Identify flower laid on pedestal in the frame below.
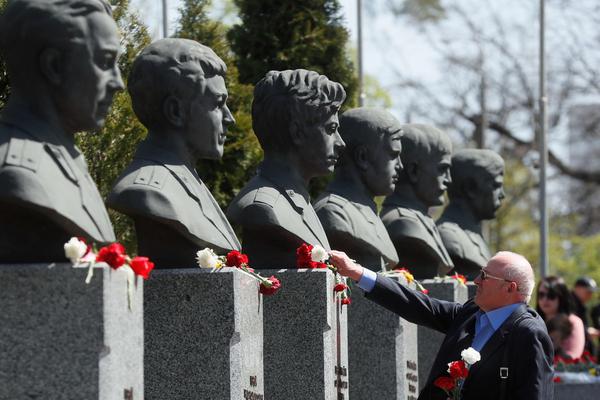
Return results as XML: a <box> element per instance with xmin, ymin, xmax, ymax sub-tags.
<box><xmin>64</xmin><ymin>237</ymin><xmax>155</xmax><ymax>309</ymax></box>
<box><xmin>381</xmin><ymin>267</ymin><xmax>429</xmax><ymax>294</ymax></box>
<box><xmin>296</xmin><ymin>243</ymin><xmax>351</xmax><ymax>305</ymax></box>
<box><xmin>433</xmin><ymin>347</ymin><xmax>481</xmax><ymax>399</ymax></box>
<box><xmin>432</xmin><ymin>272</ymin><xmax>468</xmax><ymax>287</ymax></box>
<box><xmin>553</xmin><ymin>350</ymin><xmax>600</xmax><ymax>378</ymax></box>
<box><xmin>196</xmin><ymin>249</ymin><xmax>281</xmax><ymax>296</ymax></box>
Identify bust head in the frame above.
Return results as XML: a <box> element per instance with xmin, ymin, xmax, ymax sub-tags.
<box><xmin>252</xmin><ymin>69</ymin><xmax>346</xmax><ymax>179</ymax></box>
<box><xmin>0</xmin><ymin>0</ymin><xmax>123</xmax><ymax>134</ymax></box>
<box><xmin>447</xmin><ymin>149</ymin><xmax>505</xmax><ymax>220</ymax></box>
<box><xmin>128</xmin><ymin>38</ymin><xmax>234</xmax><ymax>160</ymax></box>
<box><xmin>396</xmin><ymin>124</ymin><xmax>452</xmax><ymax>207</ymax></box>
<box><xmin>338</xmin><ymin>108</ymin><xmax>403</xmax><ymax>196</ymax></box>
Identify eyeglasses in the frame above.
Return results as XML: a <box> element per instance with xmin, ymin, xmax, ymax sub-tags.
<box><xmin>478</xmin><ymin>269</ymin><xmax>513</xmax><ymax>283</ymax></box>
<box><xmin>537</xmin><ymin>291</ymin><xmax>557</xmax><ymax>300</ymax></box>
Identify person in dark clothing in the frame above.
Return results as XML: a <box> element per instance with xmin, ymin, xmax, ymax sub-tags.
<box><xmin>572</xmin><ymin>277</ymin><xmax>598</xmax><ymax>355</ymax></box>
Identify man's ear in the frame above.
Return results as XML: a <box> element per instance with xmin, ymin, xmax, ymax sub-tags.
<box><xmin>163</xmin><ymin>95</ymin><xmax>185</xmax><ymax>128</ymax></box>
<box><xmin>464</xmin><ymin>177</ymin><xmax>479</xmax><ymax>200</ymax></box>
<box><xmin>289</xmin><ymin>119</ymin><xmax>303</xmax><ymax>146</ymax></box>
<box><xmin>354</xmin><ymin>145</ymin><xmax>369</xmax><ymax>172</ymax></box>
<box><xmin>405</xmin><ymin>161</ymin><xmax>419</xmax><ymax>184</ymax></box>
<box><xmin>39</xmin><ymin>48</ymin><xmax>63</xmax><ymax>86</ymax></box>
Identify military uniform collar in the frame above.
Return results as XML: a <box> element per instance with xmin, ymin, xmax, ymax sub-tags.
<box><xmin>383</xmin><ymin>190</ymin><xmax>429</xmax><ymax>215</ymax></box>
<box><xmin>440</xmin><ymin>200</ymin><xmax>482</xmax><ymax>234</ymax></box>
<box><xmin>326</xmin><ymin>178</ymin><xmax>377</xmax><ymax>213</ymax></box>
<box><xmin>257</xmin><ymin>159</ymin><xmax>311</xmax><ymax>203</ymax></box>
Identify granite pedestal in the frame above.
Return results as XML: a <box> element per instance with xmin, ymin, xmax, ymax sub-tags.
<box><xmin>418</xmin><ymin>279</ymin><xmax>468</xmax><ymax>390</ymax></box>
<box><xmin>261</xmin><ymin>269</ymin><xmax>349</xmax><ymax>400</ymax></box>
<box><xmin>144</xmin><ymin>267</ymin><xmax>263</xmax><ymax>400</ymax></box>
<box><xmin>348</xmin><ymin>276</ymin><xmax>419</xmax><ymax>400</ymax></box>
<box><xmin>555</xmin><ymin>381</ymin><xmax>600</xmax><ymax>399</ymax></box>
<box><xmin>0</xmin><ymin>262</ymin><xmax>143</xmax><ymax>400</ymax></box>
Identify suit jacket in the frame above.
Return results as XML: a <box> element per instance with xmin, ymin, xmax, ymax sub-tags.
<box><xmin>314</xmin><ymin>182</ymin><xmax>398</xmax><ymax>271</ymax></box>
<box><xmin>437</xmin><ymin>202</ymin><xmax>491</xmax><ymax>280</ymax></box>
<box><xmin>381</xmin><ymin>193</ymin><xmax>453</xmax><ymax>279</ymax></box>
<box><xmin>108</xmin><ymin>140</ymin><xmax>240</xmax><ymax>267</ymax></box>
<box><xmin>366</xmin><ymin>274</ymin><xmax>554</xmax><ymax>400</ymax></box>
<box><xmin>227</xmin><ymin>162</ymin><xmax>330</xmax><ymax>269</ymax></box>
<box><xmin>0</xmin><ymin>108</ymin><xmax>115</xmax><ymax>262</ymax></box>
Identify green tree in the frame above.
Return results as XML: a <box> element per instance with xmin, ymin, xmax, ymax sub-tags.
<box><xmin>228</xmin><ymin>0</ymin><xmax>358</xmax><ymax>107</ymax></box>
<box><xmin>175</xmin><ymin>0</ymin><xmax>260</xmax><ymax>208</ymax></box>
<box><xmin>75</xmin><ymin>0</ymin><xmax>152</xmax><ymax>249</ymax></box>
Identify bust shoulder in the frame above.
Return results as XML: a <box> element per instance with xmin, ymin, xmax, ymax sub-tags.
<box><xmin>437</xmin><ymin>221</ymin><xmax>467</xmax><ymax>258</ymax></box>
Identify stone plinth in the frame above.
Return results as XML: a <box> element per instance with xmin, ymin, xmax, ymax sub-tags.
<box><xmin>555</xmin><ymin>381</ymin><xmax>600</xmax><ymax>399</ymax></box>
<box><xmin>261</xmin><ymin>269</ymin><xmax>349</xmax><ymax>400</ymax></box>
<box><xmin>0</xmin><ymin>263</ymin><xmax>143</xmax><ymax>400</ymax></box>
<box><xmin>144</xmin><ymin>267</ymin><xmax>263</xmax><ymax>400</ymax></box>
<box><xmin>348</xmin><ymin>277</ymin><xmax>419</xmax><ymax>400</ymax></box>
<box><xmin>418</xmin><ymin>279</ymin><xmax>468</xmax><ymax>390</ymax></box>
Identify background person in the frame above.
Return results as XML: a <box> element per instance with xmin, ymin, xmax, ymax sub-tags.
<box><xmin>572</xmin><ymin>276</ymin><xmax>599</xmax><ymax>355</ymax></box>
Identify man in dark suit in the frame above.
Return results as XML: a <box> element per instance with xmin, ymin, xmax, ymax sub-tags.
<box><xmin>227</xmin><ymin>69</ymin><xmax>346</xmax><ymax>268</ymax></box>
<box><xmin>108</xmin><ymin>39</ymin><xmax>240</xmax><ymax>268</ymax></box>
<box><xmin>329</xmin><ymin>250</ymin><xmax>554</xmax><ymax>400</ymax></box>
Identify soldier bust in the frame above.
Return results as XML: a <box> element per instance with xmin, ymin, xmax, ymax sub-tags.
<box><xmin>108</xmin><ymin>39</ymin><xmax>240</xmax><ymax>268</ymax></box>
<box><xmin>437</xmin><ymin>149</ymin><xmax>505</xmax><ymax>279</ymax></box>
<box><xmin>227</xmin><ymin>69</ymin><xmax>346</xmax><ymax>269</ymax></box>
<box><xmin>314</xmin><ymin>108</ymin><xmax>401</xmax><ymax>271</ymax></box>
<box><xmin>0</xmin><ymin>0</ymin><xmax>122</xmax><ymax>262</ymax></box>
<box><xmin>381</xmin><ymin>124</ymin><xmax>454</xmax><ymax>279</ymax></box>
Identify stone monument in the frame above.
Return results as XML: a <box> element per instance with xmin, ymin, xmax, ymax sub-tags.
<box><xmin>437</xmin><ymin>149</ymin><xmax>505</xmax><ymax>280</ymax></box>
<box><xmin>0</xmin><ymin>0</ymin><xmax>121</xmax><ymax>262</ymax></box>
<box><xmin>108</xmin><ymin>38</ymin><xmax>240</xmax><ymax>268</ymax></box>
<box><xmin>314</xmin><ymin>107</ymin><xmax>401</xmax><ymax>271</ymax></box>
<box><xmin>227</xmin><ymin>69</ymin><xmax>346</xmax><ymax>269</ymax></box>
<box><xmin>381</xmin><ymin>124</ymin><xmax>454</xmax><ymax>279</ymax></box>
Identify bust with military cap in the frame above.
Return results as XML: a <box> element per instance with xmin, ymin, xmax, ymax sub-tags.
<box><xmin>380</xmin><ymin>124</ymin><xmax>454</xmax><ymax>279</ymax></box>
<box><xmin>437</xmin><ymin>149</ymin><xmax>505</xmax><ymax>280</ymax></box>
<box><xmin>227</xmin><ymin>69</ymin><xmax>346</xmax><ymax>269</ymax></box>
<box><xmin>107</xmin><ymin>38</ymin><xmax>240</xmax><ymax>268</ymax></box>
<box><xmin>0</xmin><ymin>0</ymin><xmax>122</xmax><ymax>262</ymax></box>
<box><xmin>314</xmin><ymin>108</ymin><xmax>401</xmax><ymax>271</ymax></box>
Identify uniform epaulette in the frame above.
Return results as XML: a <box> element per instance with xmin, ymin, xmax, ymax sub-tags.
<box><xmin>253</xmin><ymin>186</ymin><xmax>279</xmax><ymax>208</ymax></box>
<box><xmin>396</xmin><ymin>207</ymin><xmax>419</xmax><ymax>220</ymax></box>
<box><xmin>3</xmin><ymin>137</ymin><xmax>42</xmax><ymax>172</ymax></box>
<box><xmin>133</xmin><ymin>165</ymin><xmax>167</xmax><ymax>189</ymax></box>
<box><xmin>326</xmin><ymin>193</ymin><xmax>349</xmax><ymax>208</ymax></box>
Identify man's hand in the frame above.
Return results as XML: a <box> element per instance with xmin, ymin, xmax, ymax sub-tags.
<box><xmin>328</xmin><ymin>250</ymin><xmax>364</xmax><ymax>282</ymax></box>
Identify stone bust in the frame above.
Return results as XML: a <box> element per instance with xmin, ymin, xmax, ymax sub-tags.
<box><xmin>314</xmin><ymin>108</ymin><xmax>401</xmax><ymax>271</ymax></box>
<box><xmin>227</xmin><ymin>69</ymin><xmax>346</xmax><ymax>269</ymax></box>
<box><xmin>0</xmin><ymin>0</ymin><xmax>122</xmax><ymax>262</ymax></box>
<box><xmin>437</xmin><ymin>149</ymin><xmax>505</xmax><ymax>279</ymax></box>
<box><xmin>380</xmin><ymin>124</ymin><xmax>454</xmax><ymax>279</ymax></box>
<box><xmin>108</xmin><ymin>39</ymin><xmax>240</xmax><ymax>268</ymax></box>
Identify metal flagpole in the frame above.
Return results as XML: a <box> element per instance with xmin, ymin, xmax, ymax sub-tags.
<box><xmin>162</xmin><ymin>0</ymin><xmax>168</xmax><ymax>38</ymax></box>
<box><xmin>539</xmin><ymin>0</ymin><xmax>549</xmax><ymax>278</ymax></box>
<box><xmin>357</xmin><ymin>0</ymin><xmax>364</xmax><ymax>106</ymax></box>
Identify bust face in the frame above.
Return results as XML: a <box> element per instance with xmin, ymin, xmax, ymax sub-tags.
<box><xmin>414</xmin><ymin>150</ymin><xmax>452</xmax><ymax>207</ymax></box>
<box><xmin>185</xmin><ymin>74</ymin><xmax>235</xmax><ymax>160</ymax></box>
<box><xmin>470</xmin><ymin>171</ymin><xmax>505</xmax><ymax>220</ymax></box>
<box><xmin>296</xmin><ymin>110</ymin><xmax>345</xmax><ymax>179</ymax></box>
<box><xmin>55</xmin><ymin>12</ymin><xmax>124</xmax><ymax>133</ymax></box>
<box><xmin>364</xmin><ymin>130</ymin><xmax>403</xmax><ymax>197</ymax></box>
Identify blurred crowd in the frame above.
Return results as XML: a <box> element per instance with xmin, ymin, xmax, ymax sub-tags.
<box><xmin>536</xmin><ymin>276</ymin><xmax>600</xmax><ymax>361</ymax></box>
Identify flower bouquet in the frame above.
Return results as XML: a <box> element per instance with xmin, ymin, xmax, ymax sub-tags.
<box><xmin>381</xmin><ymin>267</ymin><xmax>429</xmax><ymax>294</ymax></box>
<box><xmin>434</xmin><ymin>347</ymin><xmax>481</xmax><ymax>399</ymax></box>
<box><xmin>196</xmin><ymin>248</ymin><xmax>281</xmax><ymax>296</ymax></box>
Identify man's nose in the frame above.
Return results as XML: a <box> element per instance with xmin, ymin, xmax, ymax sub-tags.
<box><xmin>110</xmin><ymin>67</ymin><xmax>125</xmax><ymax>91</ymax></box>
<box><xmin>334</xmin><ymin>131</ymin><xmax>345</xmax><ymax>152</ymax></box>
<box><xmin>223</xmin><ymin>104</ymin><xmax>236</xmax><ymax>126</ymax></box>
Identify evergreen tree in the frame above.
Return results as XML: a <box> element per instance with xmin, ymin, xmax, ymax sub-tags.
<box><xmin>228</xmin><ymin>0</ymin><xmax>358</xmax><ymax>107</ymax></box>
<box><xmin>175</xmin><ymin>0</ymin><xmax>260</xmax><ymax>208</ymax></box>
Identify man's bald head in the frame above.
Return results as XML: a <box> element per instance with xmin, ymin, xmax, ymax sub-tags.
<box><xmin>488</xmin><ymin>251</ymin><xmax>535</xmax><ymax>302</ymax></box>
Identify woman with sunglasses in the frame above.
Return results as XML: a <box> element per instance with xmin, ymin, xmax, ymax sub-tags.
<box><xmin>535</xmin><ymin>276</ymin><xmax>585</xmax><ymax>359</ymax></box>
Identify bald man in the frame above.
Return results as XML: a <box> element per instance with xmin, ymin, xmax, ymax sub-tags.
<box><xmin>328</xmin><ymin>250</ymin><xmax>553</xmax><ymax>400</ymax></box>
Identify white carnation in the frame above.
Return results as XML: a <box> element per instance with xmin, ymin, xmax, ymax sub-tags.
<box><xmin>461</xmin><ymin>347</ymin><xmax>481</xmax><ymax>365</ymax></box>
<box><xmin>64</xmin><ymin>237</ymin><xmax>87</xmax><ymax>264</ymax></box>
<box><xmin>196</xmin><ymin>248</ymin><xmax>219</xmax><ymax>269</ymax></box>
<box><xmin>311</xmin><ymin>245</ymin><xmax>329</xmax><ymax>263</ymax></box>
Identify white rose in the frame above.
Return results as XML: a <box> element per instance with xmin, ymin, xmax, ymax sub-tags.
<box><xmin>311</xmin><ymin>245</ymin><xmax>329</xmax><ymax>263</ymax></box>
<box><xmin>196</xmin><ymin>248</ymin><xmax>219</xmax><ymax>269</ymax></box>
<box><xmin>64</xmin><ymin>237</ymin><xmax>87</xmax><ymax>264</ymax></box>
<box><xmin>461</xmin><ymin>347</ymin><xmax>481</xmax><ymax>365</ymax></box>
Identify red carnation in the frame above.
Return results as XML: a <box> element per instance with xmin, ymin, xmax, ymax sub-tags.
<box><xmin>448</xmin><ymin>360</ymin><xmax>469</xmax><ymax>379</ymax></box>
<box><xmin>296</xmin><ymin>243</ymin><xmax>314</xmax><ymax>268</ymax></box>
<box><xmin>314</xmin><ymin>262</ymin><xmax>328</xmax><ymax>269</ymax></box>
<box><xmin>130</xmin><ymin>256</ymin><xmax>155</xmax><ymax>280</ymax></box>
<box><xmin>341</xmin><ymin>297</ymin><xmax>351</xmax><ymax>305</ymax></box>
<box><xmin>259</xmin><ymin>276</ymin><xmax>281</xmax><ymax>296</ymax></box>
<box><xmin>422</xmin><ymin>289</ymin><xmax>429</xmax><ymax>295</ymax></box>
<box><xmin>96</xmin><ymin>243</ymin><xmax>127</xmax><ymax>269</ymax></box>
<box><xmin>434</xmin><ymin>376</ymin><xmax>455</xmax><ymax>391</ymax></box>
<box><xmin>553</xmin><ymin>376</ymin><xmax>562</xmax><ymax>383</ymax></box>
<box><xmin>226</xmin><ymin>250</ymin><xmax>249</xmax><ymax>268</ymax></box>
<box><xmin>334</xmin><ymin>283</ymin><xmax>348</xmax><ymax>292</ymax></box>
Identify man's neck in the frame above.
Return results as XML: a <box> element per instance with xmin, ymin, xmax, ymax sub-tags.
<box><xmin>145</xmin><ymin>130</ymin><xmax>195</xmax><ymax>169</ymax></box>
<box><xmin>385</xmin><ymin>183</ymin><xmax>429</xmax><ymax>214</ymax></box>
